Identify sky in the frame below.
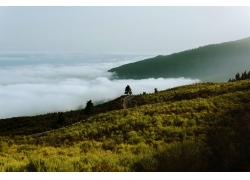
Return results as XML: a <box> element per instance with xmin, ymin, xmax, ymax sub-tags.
<box><xmin>0</xmin><ymin>5</ymin><xmax>250</xmax><ymax>54</ymax></box>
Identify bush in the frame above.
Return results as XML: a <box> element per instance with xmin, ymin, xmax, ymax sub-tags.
<box><xmin>126</xmin><ymin>131</ymin><xmax>141</xmax><ymax>144</ymax></box>
<box><xmin>80</xmin><ymin>141</ymin><xmax>92</xmax><ymax>153</ymax></box>
<box><xmin>92</xmin><ymin>161</ymin><xmax>117</xmax><ymax>172</ymax></box>
<box><xmin>102</xmin><ymin>140</ymin><xmax>115</xmax><ymax>151</ymax></box>
<box><xmin>0</xmin><ymin>141</ymin><xmax>8</xmax><ymax>152</ymax></box>
<box><xmin>26</xmin><ymin>158</ymin><xmax>47</xmax><ymax>172</ymax></box>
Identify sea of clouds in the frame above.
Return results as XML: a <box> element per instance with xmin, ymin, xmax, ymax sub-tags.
<box><xmin>0</xmin><ymin>52</ymin><xmax>200</xmax><ymax>119</ymax></box>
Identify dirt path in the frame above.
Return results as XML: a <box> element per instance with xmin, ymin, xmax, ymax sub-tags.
<box><xmin>123</xmin><ymin>95</ymin><xmax>134</xmax><ymax>109</ymax></box>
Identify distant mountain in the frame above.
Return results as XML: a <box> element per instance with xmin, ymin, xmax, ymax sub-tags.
<box><xmin>108</xmin><ymin>37</ymin><xmax>250</xmax><ymax>82</ymax></box>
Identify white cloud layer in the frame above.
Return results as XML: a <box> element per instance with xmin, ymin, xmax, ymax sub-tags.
<box><xmin>0</xmin><ymin>57</ymin><xmax>200</xmax><ymax>119</ymax></box>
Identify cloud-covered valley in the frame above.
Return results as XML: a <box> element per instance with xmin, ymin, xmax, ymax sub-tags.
<box><xmin>0</xmin><ymin>53</ymin><xmax>200</xmax><ymax>119</ymax></box>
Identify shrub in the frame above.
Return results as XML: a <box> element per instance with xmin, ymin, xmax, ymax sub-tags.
<box><xmin>26</xmin><ymin>158</ymin><xmax>47</xmax><ymax>172</ymax></box>
<box><xmin>102</xmin><ymin>140</ymin><xmax>115</xmax><ymax>151</ymax></box>
<box><xmin>80</xmin><ymin>141</ymin><xmax>92</xmax><ymax>153</ymax></box>
<box><xmin>92</xmin><ymin>161</ymin><xmax>117</xmax><ymax>172</ymax></box>
<box><xmin>0</xmin><ymin>141</ymin><xmax>8</xmax><ymax>152</ymax></box>
<box><xmin>126</xmin><ymin>131</ymin><xmax>141</xmax><ymax>144</ymax></box>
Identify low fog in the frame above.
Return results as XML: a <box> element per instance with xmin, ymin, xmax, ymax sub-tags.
<box><xmin>0</xmin><ymin>53</ymin><xmax>200</xmax><ymax>119</ymax></box>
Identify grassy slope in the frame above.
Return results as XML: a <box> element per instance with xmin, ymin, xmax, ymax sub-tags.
<box><xmin>108</xmin><ymin>37</ymin><xmax>250</xmax><ymax>82</ymax></box>
<box><xmin>0</xmin><ymin>96</ymin><xmax>126</xmax><ymax>136</ymax></box>
<box><xmin>0</xmin><ymin>80</ymin><xmax>249</xmax><ymax>172</ymax></box>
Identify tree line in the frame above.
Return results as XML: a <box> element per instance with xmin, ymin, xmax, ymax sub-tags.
<box><xmin>228</xmin><ymin>70</ymin><xmax>250</xmax><ymax>82</ymax></box>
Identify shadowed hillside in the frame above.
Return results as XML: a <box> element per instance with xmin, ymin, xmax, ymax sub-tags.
<box><xmin>0</xmin><ymin>96</ymin><xmax>126</xmax><ymax>136</ymax></box>
<box><xmin>108</xmin><ymin>37</ymin><xmax>250</xmax><ymax>82</ymax></box>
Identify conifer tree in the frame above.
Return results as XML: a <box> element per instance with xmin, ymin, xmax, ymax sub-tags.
<box><xmin>235</xmin><ymin>73</ymin><xmax>240</xmax><ymax>81</ymax></box>
<box><xmin>228</xmin><ymin>70</ymin><xmax>250</xmax><ymax>82</ymax></box>
<box><xmin>242</xmin><ymin>71</ymin><xmax>247</xmax><ymax>80</ymax></box>
<box><xmin>84</xmin><ymin>100</ymin><xmax>94</xmax><ymax>115</ymax></box>
<box><xmin>125</xmin><ymin>85</ymin><xmax>132</xmax><ymax>95</ymax></box>
<box><xmin>58</xmin><ymin>112</ymin><xmax>65</xmax><ymax>124</ymax></box>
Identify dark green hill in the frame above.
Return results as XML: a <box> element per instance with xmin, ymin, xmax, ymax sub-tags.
<box><xmin>108</xmin><ymin>37</ymin><xmax>250</xmax><ymax>82</ymax></box>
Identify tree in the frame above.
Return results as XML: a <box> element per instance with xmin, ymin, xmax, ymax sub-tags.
<box><xmin>229</xmin><ymin>71</ymin><xmax>250</xmax><ymax>82</ymax></box>
<box><xmin>242</xmin><ymin>71</ymin><xmax>247</xmax><ymax>80</ymax></box>
<box><xmin>125</xmin><ymin>85</ymin><xmax>132</xmax><ymax>95</ymax></box>
<box><xmin>58</xmin><ymin>112</ymin><xmax>65</xmax><ymax>124</ymax></box>
<box><xmin>84</xmin><ymin>100</ymin><xmax>94</xmax><ymax>115</ymax></box>
<box><xmin>154</xmin><ymin>88</ymin><xmax>158</xmax><ymax>93</ymax></box>
<box><xmin>235</xmin><ymin>73</ymin><xmax>240</xmax><ymax>81</ymax></box>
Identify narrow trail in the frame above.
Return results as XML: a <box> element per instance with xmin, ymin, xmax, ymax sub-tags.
<box><xmin>123</xmin><ymin>95</ymin><xmax>134</xmax><ymax>109</ymax></box>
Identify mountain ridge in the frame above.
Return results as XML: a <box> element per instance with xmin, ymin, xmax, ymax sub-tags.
<box><xmin>108</xmin><ymin>37</ymin><xmax>250</xmax><ymax>82</ymax></box>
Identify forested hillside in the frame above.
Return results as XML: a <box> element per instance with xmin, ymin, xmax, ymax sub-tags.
<box><xmin>108</xmin><ymin>37</ymin><xmax>250</xmax><ymax>82</ymax></box>
<box><xmin>0</xmin><ymin>79</ymin><xmax>249</xmax><ymax>172</ymax></box>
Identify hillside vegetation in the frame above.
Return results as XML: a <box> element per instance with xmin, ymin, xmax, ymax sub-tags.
<box><xmin>0</xmin><ymin>96</ymin><xmax>125</xmax><ymax>136</ymax></box>
<box><xmin>0</xmin><ymin>79</ymin><xmax>249</xmax><ymax>172</ymax></box>
<box><xmin>108</xmin><ymin>37</ymin><xmax>250</xmax><ymax>82</ymax></box>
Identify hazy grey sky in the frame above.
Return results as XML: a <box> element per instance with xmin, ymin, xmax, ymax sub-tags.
<box><xmin>0</xmin><ymin>6</ymin><xmax>250</xmax><ymax>54</ymax></box>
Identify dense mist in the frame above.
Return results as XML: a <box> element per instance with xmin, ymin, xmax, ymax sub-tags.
<box><xmin>0</xmin><ymin>52</ymin><xmax>200</xmax><ymax>119</ymax></box>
